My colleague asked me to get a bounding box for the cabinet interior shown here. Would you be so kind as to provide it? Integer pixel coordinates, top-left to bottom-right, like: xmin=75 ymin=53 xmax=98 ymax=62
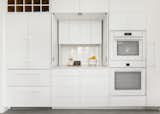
xmin=59 ymin=44 xmax=102 ymax=66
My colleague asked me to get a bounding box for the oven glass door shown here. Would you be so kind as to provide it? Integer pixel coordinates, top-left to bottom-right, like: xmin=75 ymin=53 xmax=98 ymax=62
xmin=111 ymin=68 xmax=145 ymax=95
xmin=117 ymin=41 xmax=139 ymax=56
xmin=112 ymin=39 xmax=144 ymax=60
xmin=115 ymin=72 xmax=141 ymax=90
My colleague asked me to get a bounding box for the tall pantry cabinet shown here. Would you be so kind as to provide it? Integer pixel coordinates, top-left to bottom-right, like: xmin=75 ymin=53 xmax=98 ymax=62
xmin=146 ymin=0 xmax=160 ymax=106
xmin=6 ymin=14 xmax=51 ymax=69
xmin=5 ymin=13 xmax=52 ymax=107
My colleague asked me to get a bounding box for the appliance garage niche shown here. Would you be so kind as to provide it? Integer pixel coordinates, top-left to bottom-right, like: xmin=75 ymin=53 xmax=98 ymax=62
xmin=52 ymin=13 xmax=108 ymax=67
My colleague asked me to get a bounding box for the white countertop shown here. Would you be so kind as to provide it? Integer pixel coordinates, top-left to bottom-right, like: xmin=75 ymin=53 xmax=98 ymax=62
xmin=51 ymin=65 xmax=110 ymax=70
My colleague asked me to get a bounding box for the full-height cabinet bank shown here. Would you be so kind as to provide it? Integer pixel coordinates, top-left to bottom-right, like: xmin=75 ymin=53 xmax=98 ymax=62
xmin=0 ymin=0 xmax=160 ymax=112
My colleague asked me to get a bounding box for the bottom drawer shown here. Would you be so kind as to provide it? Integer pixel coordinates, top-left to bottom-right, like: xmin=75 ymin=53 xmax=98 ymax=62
xmin=7 ymin=87 xmax=51 ymax=107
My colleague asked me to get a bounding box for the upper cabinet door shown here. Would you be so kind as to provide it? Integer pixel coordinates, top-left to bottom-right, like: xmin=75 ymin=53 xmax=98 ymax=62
xmin=79 ymin=0 xmax=108 ymax=13
xmin=54 ymin=0 xmax=79 ymax=13
xmin=6 ymin=14 xmax=28 ymax=69
xmin=109 ymin=0 xmax=146 ymax=30
xmin=28 ymin=14 xmax=51 ymax=69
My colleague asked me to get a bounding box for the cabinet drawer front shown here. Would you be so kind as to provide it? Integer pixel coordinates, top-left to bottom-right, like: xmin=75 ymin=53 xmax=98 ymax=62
xmin=7 ymin=87 xmax=51 ymax=107
xmin=8 ymin=70 xmax=50 ymax=86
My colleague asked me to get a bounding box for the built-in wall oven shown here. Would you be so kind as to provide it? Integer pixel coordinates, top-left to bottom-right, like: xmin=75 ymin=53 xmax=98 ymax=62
xmin=110 ymin=68 xmax=145 ymax=96
xmin=109 ymin=30 xmax=145 ymax=67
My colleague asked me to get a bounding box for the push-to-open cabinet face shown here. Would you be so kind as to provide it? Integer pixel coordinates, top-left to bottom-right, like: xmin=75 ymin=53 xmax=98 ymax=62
xmin=52 ymin=13 xmax=108 ymax=67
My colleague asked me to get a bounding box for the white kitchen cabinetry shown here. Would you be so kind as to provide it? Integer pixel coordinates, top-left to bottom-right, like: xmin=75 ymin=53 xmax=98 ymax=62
xmin=109 ymin=0 xmax=146 ymax=30
xmin=79 ymin=0 xmax=108 ymax=13
xmin=7 ymin=70 xmax=50 ymax=86
xmin=52 ymin=68 xmax=108 ymax=108
xmin=81 ymin=69 xmax=109 ymax=107
xmin=28 ymin=14 xmax=51 ymax=68
xmin=146 ymin=0 xmax=160 ymax=106
xmin=109 ymin=11 xmax=146 ymax=30
xmin=6 ymin=14 xmax=28 ymax=68
xmin=52 ymin=69 xmax=81 ymax=107
xmin=8 ymin=87 xmax=51 ymax=107
xmin=53 ymin=0 xmax=108 ymax=13
xmin=110 ymin=96 xmax=146 ymax=107
xmin=53 ymin=0 xmax=79 ymax=13
xmin=6 ymin=14 xmax=51 ymax=69
xmin=7 ymin=70 xmax=51 ymax=107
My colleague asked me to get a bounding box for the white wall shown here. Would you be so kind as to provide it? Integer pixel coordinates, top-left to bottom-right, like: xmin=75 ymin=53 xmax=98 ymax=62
xmin=146 ymin=0 xmax=160 ymax=106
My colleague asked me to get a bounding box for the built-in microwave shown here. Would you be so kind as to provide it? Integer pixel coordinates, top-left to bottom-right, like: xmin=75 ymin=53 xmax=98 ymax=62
xmin=110 ymin=68 xmax=145 ymax=96
xmin=109 ymin=30 xmax=145 ymax=67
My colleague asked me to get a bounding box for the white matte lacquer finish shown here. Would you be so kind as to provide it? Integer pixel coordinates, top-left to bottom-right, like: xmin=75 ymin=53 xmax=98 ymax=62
xmin=54 ymin=0 xmax=79 ymax=13
xmin=6 ymin=14 xmax=51 ymax=69
xmin=146 ymin=0 xmax=160 ymax=106
xmin=54 ymin=0 xmax=108 ymax=13
xmin=52 ymin=68 xmax=109 ymax=108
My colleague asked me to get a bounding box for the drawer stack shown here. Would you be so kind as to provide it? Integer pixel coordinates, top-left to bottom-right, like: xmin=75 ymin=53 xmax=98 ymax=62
xmin=7 ymin=70 xmax=51 ymax=107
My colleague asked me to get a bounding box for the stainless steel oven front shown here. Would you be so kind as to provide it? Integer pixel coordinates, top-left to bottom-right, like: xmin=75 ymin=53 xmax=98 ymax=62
xmin=110 ymin=68 xmax=145 ymax=96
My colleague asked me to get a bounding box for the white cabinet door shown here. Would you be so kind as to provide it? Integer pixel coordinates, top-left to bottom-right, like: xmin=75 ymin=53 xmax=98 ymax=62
xmin=52 ymin=69 xmax=81 ymax=107
xmin=146 ymin=0 xmax=160 ymax=106
xmin=81 ymin=69 xmax=108 ymax=107
xmin=52 ymin=69 xmax=109 ymax=108
xmin=28 ymin=14 xmax=51 ymax=69
xmin=109 ymin=0 xmax=146 ymax=30
xmin=109 ymin=0 xmax=145 ymax=11
xmin=7 ymin=70 xmax=50 ymax=86
xmin=54 ymin=0 xmax=79 ymax=13
xmin=7 ymin=87 xmax=51 ymax=107
xmin=110 ymin=11 xmax=146 ymax=30
xmin=6 ymin=14 xmax=28 ymax=68
xmin=80 ymin=0 xmax=108 ymax=12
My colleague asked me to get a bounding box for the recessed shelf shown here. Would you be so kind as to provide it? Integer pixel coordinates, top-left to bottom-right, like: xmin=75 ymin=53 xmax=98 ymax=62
xmin=8 ymin=6 xmax=15 ymax=12
xmin=16 ymin=6 xmax=23 ymax=12
xmin=25 ymin=0 xmax=32 ymax=4
xmin=33 ymin=6 xmax=40 ymax=12
xmin=8 ymin=0 xmax=15 ymax=4
xmin=42 ymin=0 xmax=49 ymax=4
xmin=25 ymin=6 xmax=32 ymax=12
xmin=16 ymin=0 xmax=23 ymax=4
xmin=33 ymin=0 xmax=40 ymax=4
xmin=42 ymin=6 xmax=49 ymax=12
